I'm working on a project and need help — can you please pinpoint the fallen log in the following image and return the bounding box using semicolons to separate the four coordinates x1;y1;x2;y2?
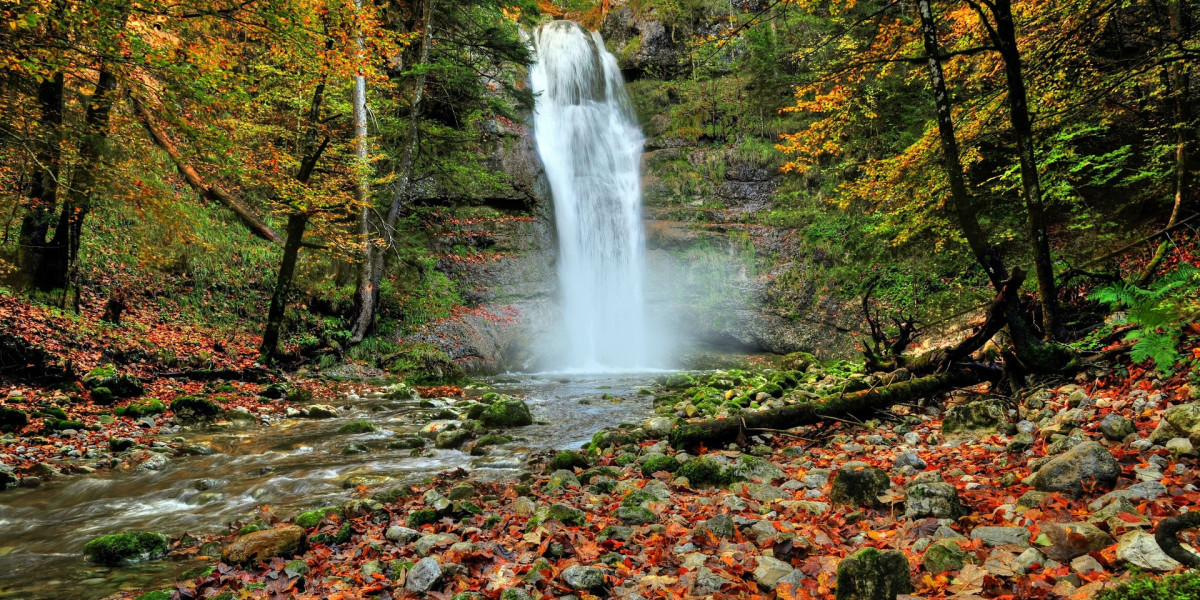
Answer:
1154;511;1200;567
668;363;1001;450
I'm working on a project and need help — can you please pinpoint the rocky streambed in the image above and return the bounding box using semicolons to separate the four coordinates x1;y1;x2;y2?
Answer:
0;373;657;600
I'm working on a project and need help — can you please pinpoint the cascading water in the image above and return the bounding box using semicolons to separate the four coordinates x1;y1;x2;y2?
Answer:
529;21;657;371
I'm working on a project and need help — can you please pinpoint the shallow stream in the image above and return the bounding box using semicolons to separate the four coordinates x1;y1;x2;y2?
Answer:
0;374;658;600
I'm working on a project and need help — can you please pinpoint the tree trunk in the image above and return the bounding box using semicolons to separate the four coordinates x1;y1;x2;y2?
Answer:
36;55;125;290
349;0;435;343
668;365;1001;450
1137;0;1190;286
917;0;1008;291
17;72;64;285
992;0;1059;338
260;213;309;355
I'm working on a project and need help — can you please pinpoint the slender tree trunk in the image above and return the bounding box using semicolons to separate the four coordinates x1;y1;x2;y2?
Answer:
350;0;435;343
1138;0;1190;285
917;0;1008;291
261;213;309;355
17;72;64;285
37;51;125;290
260;78;329;357
991;0;1059;338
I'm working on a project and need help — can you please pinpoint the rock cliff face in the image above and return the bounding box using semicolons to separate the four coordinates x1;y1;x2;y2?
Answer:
411;6;859;373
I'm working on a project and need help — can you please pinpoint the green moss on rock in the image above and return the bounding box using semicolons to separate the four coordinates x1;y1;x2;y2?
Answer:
294;507;342;528
479;396;533;427
170;395;221;422
641;455;681;476
835;547;912;600
549;450;590;471
337;420;379;434
83;531;169;565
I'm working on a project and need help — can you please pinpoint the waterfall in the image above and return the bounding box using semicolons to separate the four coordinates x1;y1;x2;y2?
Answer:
529;21;655;371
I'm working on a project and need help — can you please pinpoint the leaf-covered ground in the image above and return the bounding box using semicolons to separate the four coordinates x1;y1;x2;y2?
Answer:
114;338;1200;600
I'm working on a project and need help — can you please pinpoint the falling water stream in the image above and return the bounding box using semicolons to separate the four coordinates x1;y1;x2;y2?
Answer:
529;21;659;371
0;375;656;600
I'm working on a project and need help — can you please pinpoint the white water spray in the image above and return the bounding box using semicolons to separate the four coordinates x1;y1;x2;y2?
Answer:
529;21;656;371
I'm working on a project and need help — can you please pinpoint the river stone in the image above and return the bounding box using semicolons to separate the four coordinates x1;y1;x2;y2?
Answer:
970;526;1030;548
904;481;966;519
1032;441;1119;496
696;513;735;539
447;483;475;500
734;481;787;502
694;567;732;595
830;462;890;508
1116;530;1181;571
728;456;785;482
942;400;1010;434
644;416;674;437
386;525;419;544
1040;521;1114;561
922;539;969;574
1088;481;1168;510
405;557;442;592
513;496;536;516
548;469;581;490
343;498;383;519
1100;414;1136;441
560;565;605;592
436;428;473;449
222;525;306;564
1088;497;1150;530
835;548;912;600
753;555;796;590
892;452;926;472
303;405;339;419
415;533;457;556
479;397;533;427
1166;437;1196;456
1158;402;1200;443
83;531;169;565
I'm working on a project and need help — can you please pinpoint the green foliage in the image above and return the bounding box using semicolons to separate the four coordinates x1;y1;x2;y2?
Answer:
1097;571;1200;600
1090;264;1199;374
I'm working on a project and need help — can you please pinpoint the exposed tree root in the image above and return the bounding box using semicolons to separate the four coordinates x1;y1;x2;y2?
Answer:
1155;511;1200;568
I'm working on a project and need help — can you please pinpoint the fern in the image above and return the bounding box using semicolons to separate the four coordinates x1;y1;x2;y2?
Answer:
1089;264;1199;375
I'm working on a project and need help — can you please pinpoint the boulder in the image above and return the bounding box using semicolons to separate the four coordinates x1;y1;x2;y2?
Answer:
1040;521;1114;561
83;531;169;565
222;525;306;564
0;407;28;432
479;396;533;427
560;565;606;593
405;557;442;592
1099;414;1135;441
696;513;735;539
1032;442;1119;496
922;539;969;574
1115;530;1181;572
835;548;912;600
904;481;966;519
170;395;222;422
830;462;890;508
942;400;1010;434
304;405;339;419
753;555;796;590
970;526;1030;549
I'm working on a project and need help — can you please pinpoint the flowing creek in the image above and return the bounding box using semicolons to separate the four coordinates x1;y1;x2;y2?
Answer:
0;374;659;600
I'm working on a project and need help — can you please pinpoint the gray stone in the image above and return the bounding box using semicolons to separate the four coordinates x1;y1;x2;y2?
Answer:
1115;530;1181;572
943;400;1009;434
1071;555;1104;575
415;533;457;556
693;567;732;595
405;557;442;592
386;525;419;544
1088;481;1168;511
1100;414;1135;441
922;539;969;574
904;481;966;519
1032;442;1120;496
893;452;926;472
1166;437;1196;456
752;555;795;590
548;469;581;490
1040;521;1114;561
560;565;606;592
696;513;735;539
830;461;890;508
970;526;1030;548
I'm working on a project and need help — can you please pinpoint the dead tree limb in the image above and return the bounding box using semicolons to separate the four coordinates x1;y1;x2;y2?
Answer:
668;364;1001;450
1155;511;1200;567
131;97;284;244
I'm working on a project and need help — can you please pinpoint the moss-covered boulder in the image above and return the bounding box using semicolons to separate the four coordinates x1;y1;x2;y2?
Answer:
435;428;473;449
942;400;1011;434
835;547;912;600
830;462;891;508
0;407;28;432
83;364;144;398
922;539;969;574
904;481;967;519
293;507;342;528
260;383;288;399
479;396;533;427
474;434;510;447
338;420;379;434
676;457;736;487
83;531;169;565
115;399;166;419
641;455;681;476
170;395;222;422
548;450;590;471
530;503;586;527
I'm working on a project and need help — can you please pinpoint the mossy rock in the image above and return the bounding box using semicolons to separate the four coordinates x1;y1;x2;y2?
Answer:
83;364;144;398
676;458;736;487
479;396;533;427
660;373;695;388
388;436;426;449
580;466;620;484
239;519;269;534
285;388;314;403
170;395;222;422
133;590;173;600
309;522;353;545
294;507;342;528
109;437;136;452
942;399;1012;434
616;506;656;525
835;547;913;600
922;539;969;574
548;450;590;471
83;531;169;565
260;383;288;399
43;418;84;431
40;406;68;420
0;407;28;432
641;455;681;476
830;462;891;508
435;428;473;449
474;434;511;447
115;399;166;419
530;503;586;528
91;387;117;405
337;420;379;434
408;509;440;527
615;453;637;466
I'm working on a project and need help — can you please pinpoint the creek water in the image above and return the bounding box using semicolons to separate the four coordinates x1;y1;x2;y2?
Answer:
0;374;657;600
529;21;662;371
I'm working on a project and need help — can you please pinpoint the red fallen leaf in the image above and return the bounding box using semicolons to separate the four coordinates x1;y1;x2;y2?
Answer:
1116;512;1144;523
